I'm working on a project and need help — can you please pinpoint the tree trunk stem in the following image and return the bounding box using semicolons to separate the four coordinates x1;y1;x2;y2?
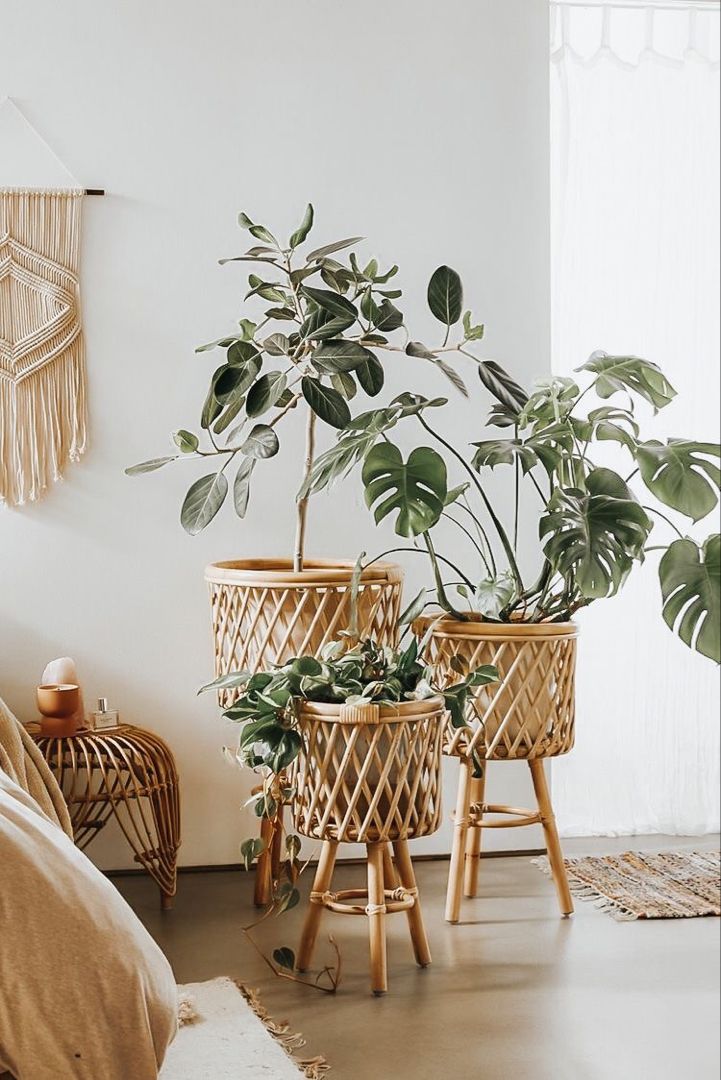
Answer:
294;409;316;572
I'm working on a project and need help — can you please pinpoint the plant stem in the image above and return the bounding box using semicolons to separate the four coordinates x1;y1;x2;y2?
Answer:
417;415;525;595
642;506;685;541
294;409;316;572
423;533;468;619
443;511;492;576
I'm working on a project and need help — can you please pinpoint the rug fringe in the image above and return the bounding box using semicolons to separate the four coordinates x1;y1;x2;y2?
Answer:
237;983;331;1079
531;856;640;921
176;989;198;1026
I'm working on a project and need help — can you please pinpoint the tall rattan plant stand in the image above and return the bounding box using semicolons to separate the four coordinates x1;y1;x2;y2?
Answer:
293;698;444;995
420;618;578;924
206;558;404;908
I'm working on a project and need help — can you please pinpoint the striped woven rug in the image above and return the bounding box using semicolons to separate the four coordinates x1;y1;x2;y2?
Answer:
533;850;721;920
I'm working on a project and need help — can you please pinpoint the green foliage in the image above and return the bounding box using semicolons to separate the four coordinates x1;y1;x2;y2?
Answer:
200;635;498;776
540;469;653;600
126;206;475;557
636;440;720;523
427;266;463;326
362;443;448;538
180;472;228;535
577;352;676;411
659;535;721;663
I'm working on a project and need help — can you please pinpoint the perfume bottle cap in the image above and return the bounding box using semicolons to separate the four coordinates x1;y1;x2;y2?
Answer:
97;697;109;712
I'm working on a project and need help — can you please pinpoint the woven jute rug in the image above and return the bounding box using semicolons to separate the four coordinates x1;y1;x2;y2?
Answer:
162;978;329;1078
533;850;721;921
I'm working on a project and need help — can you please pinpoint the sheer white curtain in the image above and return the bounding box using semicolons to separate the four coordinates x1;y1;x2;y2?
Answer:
550;0;720;836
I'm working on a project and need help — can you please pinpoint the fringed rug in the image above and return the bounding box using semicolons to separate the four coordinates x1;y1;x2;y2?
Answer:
162;978;329;1078
533;850;721;921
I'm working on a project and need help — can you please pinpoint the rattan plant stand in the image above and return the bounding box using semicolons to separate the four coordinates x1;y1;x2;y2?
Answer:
420;617;578;924
293;698;444;995
206;558;404;907
30;724;180;909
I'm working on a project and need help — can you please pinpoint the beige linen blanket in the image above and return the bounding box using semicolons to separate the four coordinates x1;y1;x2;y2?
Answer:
0;695;177;1079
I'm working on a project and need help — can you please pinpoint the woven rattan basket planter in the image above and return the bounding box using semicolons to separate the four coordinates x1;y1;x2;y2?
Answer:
419;616;578;760
293;697;444;995
416;616;579;923
292;697;445;844
206;559;404;705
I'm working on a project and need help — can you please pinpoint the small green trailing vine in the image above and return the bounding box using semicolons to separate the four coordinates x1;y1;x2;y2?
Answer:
200;632;497;990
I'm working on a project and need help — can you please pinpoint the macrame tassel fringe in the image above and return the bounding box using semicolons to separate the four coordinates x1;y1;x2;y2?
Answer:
0;338;87;506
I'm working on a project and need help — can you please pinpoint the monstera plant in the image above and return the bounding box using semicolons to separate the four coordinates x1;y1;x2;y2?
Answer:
305;268;721;663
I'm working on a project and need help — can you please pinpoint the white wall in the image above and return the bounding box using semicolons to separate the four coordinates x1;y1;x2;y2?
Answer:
1;0;550;867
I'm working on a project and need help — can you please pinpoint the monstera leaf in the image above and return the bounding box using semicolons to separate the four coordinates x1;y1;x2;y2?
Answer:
540;468;653;599
659;535;721;663
636;440;721;523
577;352;676;411
362;443;447;538
471;439;538;474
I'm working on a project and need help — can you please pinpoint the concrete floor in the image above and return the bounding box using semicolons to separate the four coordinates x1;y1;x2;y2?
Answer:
117;835;720;1080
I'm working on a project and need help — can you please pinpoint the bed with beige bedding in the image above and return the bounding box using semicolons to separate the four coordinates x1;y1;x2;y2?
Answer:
0;696;178;1080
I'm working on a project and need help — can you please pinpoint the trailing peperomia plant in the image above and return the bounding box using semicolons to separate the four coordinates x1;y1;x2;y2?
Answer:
305;267;721;662
199;633;497;987
126;205;477;571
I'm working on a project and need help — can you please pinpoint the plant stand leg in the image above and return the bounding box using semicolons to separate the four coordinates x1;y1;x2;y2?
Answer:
445;756;472;924
297;840;338;972
383;842;399;889
528;759;574;916
393;839;431;968
253;816;276;908
464;769;486;899
366;842;388;996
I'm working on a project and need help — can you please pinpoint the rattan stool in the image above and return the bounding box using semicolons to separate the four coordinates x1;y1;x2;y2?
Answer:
293;698;444;995
30;724;181;908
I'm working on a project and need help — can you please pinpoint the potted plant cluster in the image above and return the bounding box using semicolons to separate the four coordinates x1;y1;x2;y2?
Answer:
201;631;497;993
126;205;486;902
128;203;719;946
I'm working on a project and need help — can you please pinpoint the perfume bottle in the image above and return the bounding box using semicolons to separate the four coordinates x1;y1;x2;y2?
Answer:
92;697;119;730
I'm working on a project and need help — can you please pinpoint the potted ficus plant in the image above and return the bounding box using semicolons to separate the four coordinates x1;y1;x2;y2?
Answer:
200;632;497;993
125;207;483;684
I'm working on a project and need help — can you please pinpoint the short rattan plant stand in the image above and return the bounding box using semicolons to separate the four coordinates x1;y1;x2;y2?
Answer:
293;697;444;995
30;723;181;908
206;558;404;908
420;617;578;924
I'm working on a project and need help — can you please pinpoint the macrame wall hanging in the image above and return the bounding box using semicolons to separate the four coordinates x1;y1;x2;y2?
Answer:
0;98;103;507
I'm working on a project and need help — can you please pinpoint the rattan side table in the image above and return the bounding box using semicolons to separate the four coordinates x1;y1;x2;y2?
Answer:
29;724;181;909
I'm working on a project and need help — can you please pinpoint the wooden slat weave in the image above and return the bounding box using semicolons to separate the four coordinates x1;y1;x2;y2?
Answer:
206;559;404;706
293;699;444;844
418;618;578;760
